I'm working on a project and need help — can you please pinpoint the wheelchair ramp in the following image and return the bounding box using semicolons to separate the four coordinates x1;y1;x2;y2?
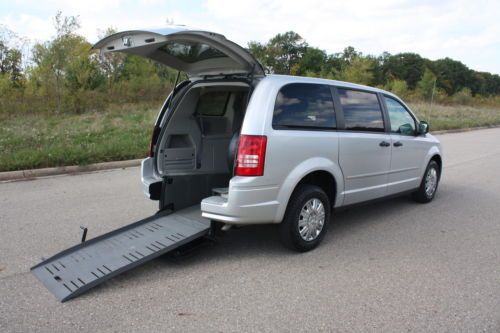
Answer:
31;206;210;302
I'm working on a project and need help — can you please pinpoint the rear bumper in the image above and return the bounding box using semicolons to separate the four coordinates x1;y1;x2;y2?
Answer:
201;179;280;224
141;158;162;200
144;158;282;223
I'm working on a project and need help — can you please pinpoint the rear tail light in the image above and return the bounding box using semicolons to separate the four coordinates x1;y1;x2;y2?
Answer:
235;135;267;176
149;125;161;157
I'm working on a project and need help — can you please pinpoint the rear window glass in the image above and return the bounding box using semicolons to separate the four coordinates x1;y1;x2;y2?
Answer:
196;91;229;116
338;89;385;132
159;41;227;63
273;83;336;129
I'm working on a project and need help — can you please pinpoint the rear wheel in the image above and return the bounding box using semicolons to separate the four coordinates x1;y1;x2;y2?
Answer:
412;160;440;203
280;185;330;252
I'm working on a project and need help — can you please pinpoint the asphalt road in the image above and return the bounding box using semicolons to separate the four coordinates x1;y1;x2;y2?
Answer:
1;128;500;332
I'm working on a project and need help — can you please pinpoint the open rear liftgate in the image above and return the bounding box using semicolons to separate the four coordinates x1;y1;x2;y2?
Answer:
31;206;211;302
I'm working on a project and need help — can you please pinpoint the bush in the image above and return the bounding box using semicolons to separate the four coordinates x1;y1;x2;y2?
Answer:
452;88;473;105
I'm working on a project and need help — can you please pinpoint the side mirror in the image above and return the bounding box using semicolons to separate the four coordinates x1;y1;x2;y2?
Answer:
398;123;415;136
418;121;429;135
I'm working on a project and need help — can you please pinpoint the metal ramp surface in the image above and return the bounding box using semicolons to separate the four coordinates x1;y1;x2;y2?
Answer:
31;206;210;302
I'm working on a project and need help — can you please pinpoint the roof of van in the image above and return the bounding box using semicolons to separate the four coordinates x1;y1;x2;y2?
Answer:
264;74;396;97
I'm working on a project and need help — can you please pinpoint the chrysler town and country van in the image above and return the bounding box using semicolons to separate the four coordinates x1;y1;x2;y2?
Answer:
94;27;442;251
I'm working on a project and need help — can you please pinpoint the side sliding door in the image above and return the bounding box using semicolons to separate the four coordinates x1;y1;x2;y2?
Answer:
335;88;392;205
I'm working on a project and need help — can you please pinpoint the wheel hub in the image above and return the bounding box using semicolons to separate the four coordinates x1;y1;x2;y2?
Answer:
298;198;325;241
425;167;438;197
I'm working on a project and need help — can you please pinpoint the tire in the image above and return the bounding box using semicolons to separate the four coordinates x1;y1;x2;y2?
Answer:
280;184;331;252
412;160;440;203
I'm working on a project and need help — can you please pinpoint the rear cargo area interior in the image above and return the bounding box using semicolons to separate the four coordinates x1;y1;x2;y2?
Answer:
156;82;250;211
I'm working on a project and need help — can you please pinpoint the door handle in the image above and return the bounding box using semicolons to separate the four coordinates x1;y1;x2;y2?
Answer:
379;141;390;147
393;141;403;147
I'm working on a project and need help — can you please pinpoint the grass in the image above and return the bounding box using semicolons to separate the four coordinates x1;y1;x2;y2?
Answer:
409;102;500;131
1;101;499;172
0;102;158;172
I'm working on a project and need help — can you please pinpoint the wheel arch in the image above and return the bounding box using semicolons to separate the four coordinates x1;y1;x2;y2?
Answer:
420;145;442;180
274;157;344;223
295;171;337;210
430;154;442;179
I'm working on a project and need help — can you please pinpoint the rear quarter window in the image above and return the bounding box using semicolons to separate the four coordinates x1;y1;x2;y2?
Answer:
273;83;336;129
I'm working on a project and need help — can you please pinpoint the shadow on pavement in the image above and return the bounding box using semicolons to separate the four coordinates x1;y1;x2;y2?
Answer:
79;184;467;301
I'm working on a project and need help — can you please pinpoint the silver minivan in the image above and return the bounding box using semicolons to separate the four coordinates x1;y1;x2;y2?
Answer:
95;27;442;251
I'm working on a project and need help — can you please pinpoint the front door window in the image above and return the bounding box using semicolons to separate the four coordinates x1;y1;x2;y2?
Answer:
384;96;416;136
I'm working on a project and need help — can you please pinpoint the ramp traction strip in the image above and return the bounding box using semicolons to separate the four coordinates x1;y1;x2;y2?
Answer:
31;211;209;302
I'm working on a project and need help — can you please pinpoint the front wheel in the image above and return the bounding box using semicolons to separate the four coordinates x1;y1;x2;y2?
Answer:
280;185;330;252
412;160;440;203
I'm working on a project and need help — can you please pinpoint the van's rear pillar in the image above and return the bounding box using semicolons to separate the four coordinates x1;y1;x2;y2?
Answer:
159;176;174;212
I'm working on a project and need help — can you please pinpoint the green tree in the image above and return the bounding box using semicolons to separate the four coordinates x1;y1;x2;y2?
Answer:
31;12;82;111
381;53;425;89
247;41;267;69
469;71;500;96
417;68;437;100
431;57;473;95
386;79;409;98
322;53;344;77
338;57;375;85
4;48;23;86
265;31;308;74
321;46;362;80
29;12;107;112
340;46;360;64
295;47;327;75
0;31;24;87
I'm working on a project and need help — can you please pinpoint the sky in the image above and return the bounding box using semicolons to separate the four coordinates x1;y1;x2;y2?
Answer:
1;0;499;74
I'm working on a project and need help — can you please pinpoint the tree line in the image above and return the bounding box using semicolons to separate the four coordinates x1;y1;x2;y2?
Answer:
1;13;499;116
0;13;178;115
249;31;500;102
